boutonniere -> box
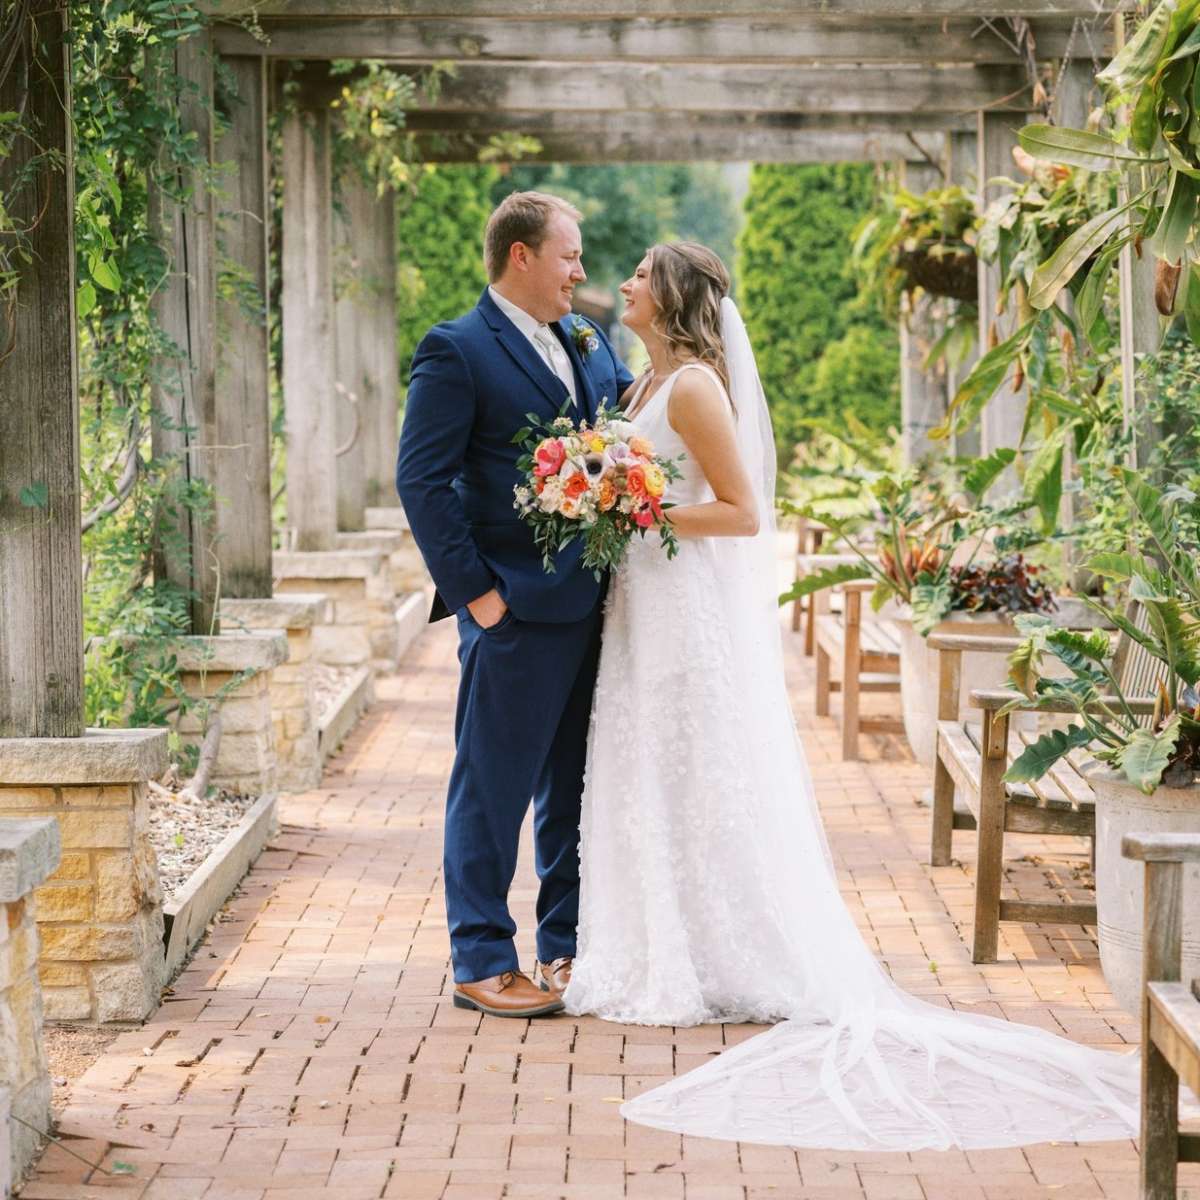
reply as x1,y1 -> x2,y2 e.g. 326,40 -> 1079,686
569,316 -> 600,361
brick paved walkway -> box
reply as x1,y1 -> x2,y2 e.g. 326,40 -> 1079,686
20,615 -> 1200,1200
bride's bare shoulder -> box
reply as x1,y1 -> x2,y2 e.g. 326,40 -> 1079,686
667,364 -> 731,431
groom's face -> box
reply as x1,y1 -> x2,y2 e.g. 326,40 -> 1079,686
522,213 -> 586,322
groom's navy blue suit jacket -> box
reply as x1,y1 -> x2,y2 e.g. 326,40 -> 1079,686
396,288 -> 634,624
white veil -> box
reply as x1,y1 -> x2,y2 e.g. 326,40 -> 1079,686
618,299 -> 1145,1152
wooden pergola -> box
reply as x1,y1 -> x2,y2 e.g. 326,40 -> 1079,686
0,0 -> 1136,744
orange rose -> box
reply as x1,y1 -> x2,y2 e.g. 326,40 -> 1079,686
563,472 -> 589,500
598,476 -> 617,511
629,436 -> 654,458
625,465 -> 647,499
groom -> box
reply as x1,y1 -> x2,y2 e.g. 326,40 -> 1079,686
396,191 -> 634,1017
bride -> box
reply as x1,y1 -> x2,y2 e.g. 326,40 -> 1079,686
561,241 -> 1142,1151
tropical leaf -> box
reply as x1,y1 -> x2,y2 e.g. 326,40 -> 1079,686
1029,201 -> 1138,310
1130,577 -> 1200,685
1046,629 -> 1114,677
778,562 -> 873,606
910,580 -> 954,636
930,320 -> 1035,439
1017,124 -> 1159,171
1087,550 -> 1158,584
1150,170 -> 1200,264
1075,236 -> 1129,348
1097,0 -> 1182,97
963,448 -> 1017,500
1004,725 -> 1096,784
1023,430 -> 1065,535
1117,715 -> 1182,794
1186,263 -> 1200,343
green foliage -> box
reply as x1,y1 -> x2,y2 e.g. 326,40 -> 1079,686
395,163 -> 497,385
492,163 -> 739,292
738,163 -> 898,464
806,323 -> 901,437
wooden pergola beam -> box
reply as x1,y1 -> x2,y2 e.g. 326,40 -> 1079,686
401,109 -> 976,135
213,15 -> 1097,63
414,129 -> 947,164
209,0 -> 1127,18
290,61 -> 1035,114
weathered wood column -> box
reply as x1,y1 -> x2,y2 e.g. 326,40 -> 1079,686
369,195 -> 400,512
282,93 -> 337,551
0,1 -> 84,737
149,32 -> 220,635
946,128 -> 981,458
976,110 -> 1025,459
214,54 -> 273,598
898,158 -> 946,466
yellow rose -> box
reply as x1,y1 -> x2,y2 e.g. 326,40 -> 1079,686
588,435 -> 606,453
642,464 -> 666,498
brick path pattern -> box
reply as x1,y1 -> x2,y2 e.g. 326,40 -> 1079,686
19,618 -> 1200,1200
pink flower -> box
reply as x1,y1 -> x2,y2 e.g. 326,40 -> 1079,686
634,507 -> 655,528
534,438 -> 566,477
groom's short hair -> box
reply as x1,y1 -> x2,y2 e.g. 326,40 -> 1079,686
485,191 -> 583,282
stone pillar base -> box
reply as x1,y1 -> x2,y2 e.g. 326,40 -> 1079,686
173,634 -> 289,797
0,730 -> 168,1024
0,818 -> 59,1184
274,549 -> 398,672
220,596 -> 328,792
363,507 -> 433,592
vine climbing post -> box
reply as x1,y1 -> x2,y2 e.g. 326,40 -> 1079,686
148,30 -> 221,635
214,53 -> 274,599
0,0 -> 84,738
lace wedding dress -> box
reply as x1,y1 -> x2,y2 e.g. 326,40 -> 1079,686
562,302 -> 1144,1151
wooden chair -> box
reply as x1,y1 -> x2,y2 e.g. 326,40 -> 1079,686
928,612 -> 1159,962
1122,832 -> 1200,1200
814,580 -> 902,760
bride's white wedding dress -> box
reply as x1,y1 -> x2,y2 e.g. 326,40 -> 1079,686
562,302 -> 1144,1151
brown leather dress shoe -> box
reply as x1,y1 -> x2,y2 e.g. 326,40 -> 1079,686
534,957 -> 573,995
453,970 -> 564,1018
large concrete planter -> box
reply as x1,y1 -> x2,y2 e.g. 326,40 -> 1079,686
894,598 -> 1103,767
893,609 -> 1015,767
1090,767 -> 1200,1015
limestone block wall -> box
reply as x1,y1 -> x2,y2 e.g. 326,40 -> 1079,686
364,506 -> 434,592
0,818 -> 61,1183
221,596 -> 328,792
172,633 -> 289,798
0,731 -> 168,1024
274,550 -> 397,672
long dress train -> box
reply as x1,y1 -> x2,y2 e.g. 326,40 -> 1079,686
563,345 -> 1145,1152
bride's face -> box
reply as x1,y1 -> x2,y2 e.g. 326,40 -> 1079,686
618,256 -> 656,333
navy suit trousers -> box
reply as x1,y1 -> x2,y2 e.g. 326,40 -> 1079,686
446,601 -> 603,983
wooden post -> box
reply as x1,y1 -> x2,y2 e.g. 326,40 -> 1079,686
898,158 -> 945,465
213,55 -> 274,598
0,0 -> 84,737
976,110 -> 1025,462
281,94 -> 337,552
929,646 -> 962,866
149,32 -> 220,635
334,171 -> 379,531
369,195 -> 400,511
840,587 -> 862,761
972,705 -> 1010,963
946,128 -> 980,458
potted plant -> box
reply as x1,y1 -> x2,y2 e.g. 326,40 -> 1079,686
1001,470 -> 1200,1013
780,453 -> 1061,765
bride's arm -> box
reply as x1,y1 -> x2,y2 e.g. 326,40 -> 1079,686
661,371 -> 759,539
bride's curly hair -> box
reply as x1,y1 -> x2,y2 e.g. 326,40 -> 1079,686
646,241 -> 732,397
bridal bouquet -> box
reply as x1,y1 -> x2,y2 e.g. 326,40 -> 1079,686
512,406 -> 683,576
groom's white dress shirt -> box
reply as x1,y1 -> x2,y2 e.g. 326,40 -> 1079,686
488,286 -> 576,405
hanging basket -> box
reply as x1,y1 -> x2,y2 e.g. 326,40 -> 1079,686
895,244 -> 978,303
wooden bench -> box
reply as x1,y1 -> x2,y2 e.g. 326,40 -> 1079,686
1122,832 -> 1200,1200
814,580 -> 902,761
789,517 -> 829,645
929,617 -> 1158,963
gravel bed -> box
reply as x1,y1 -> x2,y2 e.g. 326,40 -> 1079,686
148,787 -> 257,900
312,662 -> 360,722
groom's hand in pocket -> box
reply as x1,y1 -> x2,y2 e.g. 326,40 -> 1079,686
467,588 -> 508,629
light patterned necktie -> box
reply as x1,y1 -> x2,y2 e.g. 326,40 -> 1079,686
533,325 -> 576,406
